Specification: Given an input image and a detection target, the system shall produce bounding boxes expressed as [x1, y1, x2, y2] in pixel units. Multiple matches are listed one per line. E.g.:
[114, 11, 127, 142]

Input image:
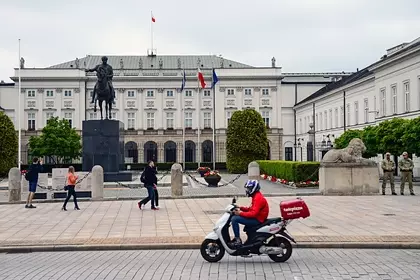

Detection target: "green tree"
[333, 127, 378, 158]
[360, 125, 379, 158]
[333, 130, 363, 149]
[0, 112, 18, 176]
[29, 117, 81, 164]
[226, 109, 268, 173]
[376, 118, 409, 156]
[402, 117, 420, 155]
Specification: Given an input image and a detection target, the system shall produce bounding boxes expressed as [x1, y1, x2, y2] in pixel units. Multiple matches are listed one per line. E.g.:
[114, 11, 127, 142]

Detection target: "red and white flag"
[198, 68, 206, 88]
[151, 12, 156, 22]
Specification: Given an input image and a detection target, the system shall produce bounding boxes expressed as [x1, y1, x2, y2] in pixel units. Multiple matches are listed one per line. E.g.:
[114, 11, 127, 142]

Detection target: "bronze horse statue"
[94, 67, 113, 119]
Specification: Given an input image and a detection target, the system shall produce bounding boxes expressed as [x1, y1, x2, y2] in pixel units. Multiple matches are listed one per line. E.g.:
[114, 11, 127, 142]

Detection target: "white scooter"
[200, 197, 310, 263]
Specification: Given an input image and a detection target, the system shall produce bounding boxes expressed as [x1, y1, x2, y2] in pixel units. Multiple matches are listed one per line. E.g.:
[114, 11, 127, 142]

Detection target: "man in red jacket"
[230, 179, 269, 247]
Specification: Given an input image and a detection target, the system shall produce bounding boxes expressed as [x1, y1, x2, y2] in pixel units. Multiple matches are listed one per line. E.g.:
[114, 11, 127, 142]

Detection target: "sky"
[1, 0, 420, 82]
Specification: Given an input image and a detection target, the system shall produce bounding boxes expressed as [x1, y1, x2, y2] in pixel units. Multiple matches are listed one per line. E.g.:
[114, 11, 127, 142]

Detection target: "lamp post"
[297, 138, 304, 161]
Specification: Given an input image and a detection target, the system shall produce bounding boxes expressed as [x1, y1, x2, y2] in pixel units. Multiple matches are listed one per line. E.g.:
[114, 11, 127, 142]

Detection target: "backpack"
[24, 170, 32, 181]
[140, 170, 146, 183]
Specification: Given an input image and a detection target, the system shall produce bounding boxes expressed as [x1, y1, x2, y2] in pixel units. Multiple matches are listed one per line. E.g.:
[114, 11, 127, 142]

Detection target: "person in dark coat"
[138, 160, 159, 210]
[25, 157, 43, 209]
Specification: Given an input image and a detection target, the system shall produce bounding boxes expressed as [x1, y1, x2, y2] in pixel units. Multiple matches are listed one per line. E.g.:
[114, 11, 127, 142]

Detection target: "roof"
[294, 37, 420, 107]
[48, 55, 253, 70]
[295, 68, 373, 106]
[0, 81, 14, 87]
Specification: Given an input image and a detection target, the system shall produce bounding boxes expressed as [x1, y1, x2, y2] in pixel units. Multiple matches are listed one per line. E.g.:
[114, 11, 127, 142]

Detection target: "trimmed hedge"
[0, 112, 18, 177]
[257, 160, 320, 182]
[226, 109, 268, 173]
[20, 164, 83, 173]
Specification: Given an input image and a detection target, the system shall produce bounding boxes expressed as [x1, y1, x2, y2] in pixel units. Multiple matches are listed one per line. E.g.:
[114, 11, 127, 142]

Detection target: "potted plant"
[197, 166, 211, 177]
[204, 170, 221, 187]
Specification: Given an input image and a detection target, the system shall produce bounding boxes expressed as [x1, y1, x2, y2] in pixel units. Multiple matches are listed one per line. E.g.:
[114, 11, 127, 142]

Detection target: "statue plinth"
[82, 120, 132, 182]
[319, 138, 380, 195]
[319, 162, 380, 195]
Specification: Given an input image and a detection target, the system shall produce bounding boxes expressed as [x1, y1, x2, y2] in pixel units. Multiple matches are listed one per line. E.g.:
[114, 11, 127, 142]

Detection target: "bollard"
[8, 168, 21, 202]
[171, 163, 183, 196]
[91, 165, 104, 200]
[247, 161, 260, 180]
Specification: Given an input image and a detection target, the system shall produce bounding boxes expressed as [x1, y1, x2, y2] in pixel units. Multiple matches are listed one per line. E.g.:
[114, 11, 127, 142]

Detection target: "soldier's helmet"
[403, 152, 408, 156]
[101, 56, 108, 63]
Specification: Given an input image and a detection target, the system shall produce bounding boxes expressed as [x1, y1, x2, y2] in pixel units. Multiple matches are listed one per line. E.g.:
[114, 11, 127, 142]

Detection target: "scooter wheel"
[200, 239, 225, 263]
[267, 236, 292, 263]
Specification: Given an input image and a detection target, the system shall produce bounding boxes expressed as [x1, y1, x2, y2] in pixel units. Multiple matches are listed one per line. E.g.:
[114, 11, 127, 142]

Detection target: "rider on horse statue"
[85, 56, 116, 104]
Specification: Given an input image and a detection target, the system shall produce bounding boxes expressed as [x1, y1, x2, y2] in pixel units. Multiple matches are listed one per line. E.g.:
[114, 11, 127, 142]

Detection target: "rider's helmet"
[101, 56, 108, 63]
[244, 179, 260, 197]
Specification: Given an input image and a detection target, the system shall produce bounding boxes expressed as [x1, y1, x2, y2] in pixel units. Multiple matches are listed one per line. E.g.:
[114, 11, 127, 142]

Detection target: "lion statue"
[322, 138, 371, 163]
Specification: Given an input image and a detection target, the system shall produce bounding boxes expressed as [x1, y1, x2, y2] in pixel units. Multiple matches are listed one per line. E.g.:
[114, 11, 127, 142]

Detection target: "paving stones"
[1, 249, 420, 279]
[0, 196, 419, 248]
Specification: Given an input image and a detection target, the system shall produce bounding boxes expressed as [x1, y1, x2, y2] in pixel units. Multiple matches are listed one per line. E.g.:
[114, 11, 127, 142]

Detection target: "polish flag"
[198, 68, 206, 88]
[151, 12, 156, 22]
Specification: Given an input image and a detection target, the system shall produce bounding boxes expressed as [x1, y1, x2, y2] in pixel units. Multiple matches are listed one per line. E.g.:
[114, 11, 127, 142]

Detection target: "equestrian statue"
[85, 56, 116, 119]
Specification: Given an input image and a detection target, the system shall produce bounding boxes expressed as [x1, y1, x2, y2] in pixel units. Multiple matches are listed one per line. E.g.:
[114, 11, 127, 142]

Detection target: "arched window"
[164, 141, 177, 163]
[184, 141, 196, 163]
[202, 140, 213, 163]
[125, 141, 138, 163]
[144, 141, 157, 163]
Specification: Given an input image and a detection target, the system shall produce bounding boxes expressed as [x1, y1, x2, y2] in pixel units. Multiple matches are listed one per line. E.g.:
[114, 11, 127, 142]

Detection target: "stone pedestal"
[171, 163, 183, 196]
[248, 161, 260, 180]
[8, 168, 21, 202]
[82, 120, 132, 182]
[91, 165, 104, 200]
[319, 162, 380, 195]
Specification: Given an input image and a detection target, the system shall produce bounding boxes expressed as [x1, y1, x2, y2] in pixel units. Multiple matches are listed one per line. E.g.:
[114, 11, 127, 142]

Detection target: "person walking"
[62, 166, 80, 211]
[399, 152, 415, 195]
[138, 160, 159, 210]
[25, 157, 43, 209]
[381, 152, 396, 195]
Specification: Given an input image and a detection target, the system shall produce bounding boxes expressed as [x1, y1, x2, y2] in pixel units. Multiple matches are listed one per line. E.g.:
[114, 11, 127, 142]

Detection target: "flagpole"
[150, 11, 154, 54]
[18, 39, 22, 170]
[181, 79, 185, 171]
[197, 79, 201, 168]
[212, 73, 216, 171]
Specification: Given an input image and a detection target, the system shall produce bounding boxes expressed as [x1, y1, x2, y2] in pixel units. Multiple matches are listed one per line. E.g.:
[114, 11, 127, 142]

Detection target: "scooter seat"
[243, 217, 282, 232]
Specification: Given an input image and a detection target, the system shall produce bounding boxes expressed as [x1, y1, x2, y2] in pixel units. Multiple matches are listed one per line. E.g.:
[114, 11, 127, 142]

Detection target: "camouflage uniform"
[399, 156, 414, 195]
[381, 158, 395, 194]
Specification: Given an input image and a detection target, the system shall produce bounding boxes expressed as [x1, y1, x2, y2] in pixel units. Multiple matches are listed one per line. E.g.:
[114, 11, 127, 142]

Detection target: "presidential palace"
[0, 36, 419, 164]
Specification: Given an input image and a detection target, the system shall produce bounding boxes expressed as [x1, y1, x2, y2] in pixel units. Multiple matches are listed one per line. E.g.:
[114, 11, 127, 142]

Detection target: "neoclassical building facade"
[294, 37, 420, 161]
[0, 54, 348, 164]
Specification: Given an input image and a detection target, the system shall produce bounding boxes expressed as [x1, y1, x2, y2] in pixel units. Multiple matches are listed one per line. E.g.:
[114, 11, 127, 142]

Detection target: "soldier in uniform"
[381, 152, 396, 195]
[85, 56, 116, 104]
[399, 152, 415, 195]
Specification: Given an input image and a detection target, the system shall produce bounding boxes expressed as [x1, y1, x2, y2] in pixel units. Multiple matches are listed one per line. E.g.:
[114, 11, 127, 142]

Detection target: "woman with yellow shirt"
[62, 166, 80, 211]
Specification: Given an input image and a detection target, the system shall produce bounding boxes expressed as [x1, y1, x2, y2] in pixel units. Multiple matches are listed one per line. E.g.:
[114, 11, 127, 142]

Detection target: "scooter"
[200, 197, 310, 263]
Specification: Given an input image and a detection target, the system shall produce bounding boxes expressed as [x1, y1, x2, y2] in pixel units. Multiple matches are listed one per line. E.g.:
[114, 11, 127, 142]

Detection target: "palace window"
[146, 112, 155, 129]
[28, 112, 36, 130]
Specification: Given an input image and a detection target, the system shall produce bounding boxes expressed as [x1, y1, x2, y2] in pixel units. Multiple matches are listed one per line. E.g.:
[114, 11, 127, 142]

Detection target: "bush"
[0, 112, 18, 176]
[227, 109, 268, 173]
[257, 160, 320, 182]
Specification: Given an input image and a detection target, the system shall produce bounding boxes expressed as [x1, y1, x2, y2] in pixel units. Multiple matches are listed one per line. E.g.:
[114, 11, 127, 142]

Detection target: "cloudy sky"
[1, 0, 419, 81]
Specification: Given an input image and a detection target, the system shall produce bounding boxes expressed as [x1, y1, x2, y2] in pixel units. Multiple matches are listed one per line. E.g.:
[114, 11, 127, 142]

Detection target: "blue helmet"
[244, 180, 260, 197]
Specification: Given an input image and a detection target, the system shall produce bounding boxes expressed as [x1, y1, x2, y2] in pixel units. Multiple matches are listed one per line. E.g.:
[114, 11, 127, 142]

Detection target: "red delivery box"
[280, 198, 310, 220]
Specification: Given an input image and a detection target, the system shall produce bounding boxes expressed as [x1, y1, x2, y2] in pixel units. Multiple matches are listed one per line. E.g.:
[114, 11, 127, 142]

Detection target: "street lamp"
[297, 138, 304, 161]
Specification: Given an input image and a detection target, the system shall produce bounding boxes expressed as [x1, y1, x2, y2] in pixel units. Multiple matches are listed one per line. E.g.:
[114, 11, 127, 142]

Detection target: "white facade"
[0, 55, 348, 164]
[294, 37, 420, 161]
